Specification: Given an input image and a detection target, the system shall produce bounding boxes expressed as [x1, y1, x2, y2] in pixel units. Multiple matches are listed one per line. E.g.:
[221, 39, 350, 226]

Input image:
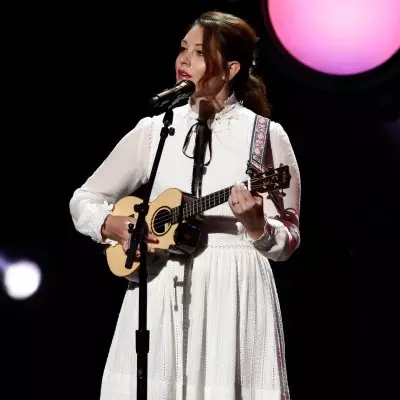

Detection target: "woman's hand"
[228, 183, 266, 239]
[101, 215, 159, 256]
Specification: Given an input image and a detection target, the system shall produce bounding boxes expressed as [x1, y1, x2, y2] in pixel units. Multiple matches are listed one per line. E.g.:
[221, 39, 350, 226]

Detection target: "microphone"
[150, 80, 195, 108]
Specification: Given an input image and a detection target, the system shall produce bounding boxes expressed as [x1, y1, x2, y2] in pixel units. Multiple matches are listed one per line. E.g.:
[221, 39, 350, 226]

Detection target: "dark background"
[1, 1, 399, 399]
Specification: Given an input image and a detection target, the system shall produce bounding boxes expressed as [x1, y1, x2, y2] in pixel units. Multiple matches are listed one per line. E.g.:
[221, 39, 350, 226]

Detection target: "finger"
[252, 192, 263, 207]
[148, 232, 159, 243]
[228, 194, 235, 211]
[237, 185, 254, 204]
[230, 185, 238, 204]
[228, 197, 235, 212]
[238, 185, 262, 209]
[229, 186, 241, 211]
[122, 240, 129, 253]
[235, 185, 250, 208]
[130, 250, 141, 261]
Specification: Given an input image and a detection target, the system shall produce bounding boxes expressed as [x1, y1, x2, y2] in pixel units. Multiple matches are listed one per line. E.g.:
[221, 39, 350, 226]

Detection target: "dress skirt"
[100, 223, 290, 400]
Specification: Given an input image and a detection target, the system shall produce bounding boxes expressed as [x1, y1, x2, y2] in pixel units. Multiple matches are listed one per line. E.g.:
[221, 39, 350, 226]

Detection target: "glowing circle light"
[2, 260, 42, 300]
[266, 0, 400, 75]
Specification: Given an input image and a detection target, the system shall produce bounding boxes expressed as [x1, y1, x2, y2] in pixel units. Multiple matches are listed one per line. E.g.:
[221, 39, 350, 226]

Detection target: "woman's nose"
[180, 52, 190, 67]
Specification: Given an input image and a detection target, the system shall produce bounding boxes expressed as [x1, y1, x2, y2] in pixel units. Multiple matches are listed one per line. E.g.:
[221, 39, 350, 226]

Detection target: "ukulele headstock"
[251, 164, 291, 195]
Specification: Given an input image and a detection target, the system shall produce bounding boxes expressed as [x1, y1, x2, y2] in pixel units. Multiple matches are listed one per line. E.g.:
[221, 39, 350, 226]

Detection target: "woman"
[70, 11, 300, 400]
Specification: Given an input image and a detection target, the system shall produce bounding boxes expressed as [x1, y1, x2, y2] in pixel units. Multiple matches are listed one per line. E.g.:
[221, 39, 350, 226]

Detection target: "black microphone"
[150, 80, 195, 108]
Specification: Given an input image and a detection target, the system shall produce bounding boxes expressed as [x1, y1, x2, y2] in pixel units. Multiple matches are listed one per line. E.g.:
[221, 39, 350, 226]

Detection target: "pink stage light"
[265, 0, 400, 75]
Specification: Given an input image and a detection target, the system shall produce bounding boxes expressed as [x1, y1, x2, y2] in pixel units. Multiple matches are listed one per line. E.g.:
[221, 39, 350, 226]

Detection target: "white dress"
[69, 96, 301, 400]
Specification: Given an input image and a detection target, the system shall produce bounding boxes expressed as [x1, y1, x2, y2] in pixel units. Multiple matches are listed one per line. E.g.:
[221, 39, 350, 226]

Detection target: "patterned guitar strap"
[246, 115, 283, 214]
[247, 115, 270, 175]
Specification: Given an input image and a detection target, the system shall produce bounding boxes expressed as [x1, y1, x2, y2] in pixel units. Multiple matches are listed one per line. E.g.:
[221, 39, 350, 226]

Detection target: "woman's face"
[175, 24, 225, 98]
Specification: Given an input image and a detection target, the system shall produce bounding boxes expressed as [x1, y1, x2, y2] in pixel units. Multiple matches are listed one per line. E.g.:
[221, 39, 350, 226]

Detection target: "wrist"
[246, 227, 265, 240]
[101, 214, 112, 239]
[244, 217, 266, 240]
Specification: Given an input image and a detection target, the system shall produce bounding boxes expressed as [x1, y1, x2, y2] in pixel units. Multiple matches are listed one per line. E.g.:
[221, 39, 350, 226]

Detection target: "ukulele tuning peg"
[246, 163, 256, 177]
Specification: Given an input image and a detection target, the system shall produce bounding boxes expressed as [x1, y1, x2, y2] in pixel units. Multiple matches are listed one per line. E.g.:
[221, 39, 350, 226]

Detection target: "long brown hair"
[192, 11, 271, 117]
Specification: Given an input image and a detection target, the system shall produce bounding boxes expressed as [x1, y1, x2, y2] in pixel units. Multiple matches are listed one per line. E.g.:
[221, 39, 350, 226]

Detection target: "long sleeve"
[69, 116, 152, 243]
[241, 121, 301, 261]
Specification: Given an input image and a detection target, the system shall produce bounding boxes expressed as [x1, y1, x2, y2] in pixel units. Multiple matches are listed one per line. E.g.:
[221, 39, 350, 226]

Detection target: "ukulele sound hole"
[153, 208, 172, 235]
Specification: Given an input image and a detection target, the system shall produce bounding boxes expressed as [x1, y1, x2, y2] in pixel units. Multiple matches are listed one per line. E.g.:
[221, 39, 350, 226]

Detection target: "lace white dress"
[69, 96, 301, 400]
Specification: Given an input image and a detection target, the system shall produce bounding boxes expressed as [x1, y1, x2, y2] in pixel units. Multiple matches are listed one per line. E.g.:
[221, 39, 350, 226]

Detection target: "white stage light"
[2, 260, 42, 300]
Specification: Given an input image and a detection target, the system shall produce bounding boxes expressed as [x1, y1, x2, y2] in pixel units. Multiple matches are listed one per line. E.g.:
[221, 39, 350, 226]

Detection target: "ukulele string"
[150, 182, 275, 230]
[151, 176, 279, 231]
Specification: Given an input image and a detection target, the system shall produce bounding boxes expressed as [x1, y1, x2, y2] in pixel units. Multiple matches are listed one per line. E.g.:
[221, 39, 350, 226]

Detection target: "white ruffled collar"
[187, 93, 242, 124]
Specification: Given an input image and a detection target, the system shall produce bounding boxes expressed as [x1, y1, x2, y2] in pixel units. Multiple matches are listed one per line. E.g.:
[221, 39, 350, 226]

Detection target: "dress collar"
[187, 93, 242, 122]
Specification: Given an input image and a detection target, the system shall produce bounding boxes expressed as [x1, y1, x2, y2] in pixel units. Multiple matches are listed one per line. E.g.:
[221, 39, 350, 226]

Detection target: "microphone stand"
[191, 119, 207, 198]
[125, 105, 176, 400]
[192, 100, 212, 199]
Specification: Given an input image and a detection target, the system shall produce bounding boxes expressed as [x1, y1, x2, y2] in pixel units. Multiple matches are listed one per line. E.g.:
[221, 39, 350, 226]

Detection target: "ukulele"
[105, 164, 291, 277]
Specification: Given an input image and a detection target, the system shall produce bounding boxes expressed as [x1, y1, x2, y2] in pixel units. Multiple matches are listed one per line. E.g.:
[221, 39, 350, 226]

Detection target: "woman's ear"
[228, 61, 241, 81]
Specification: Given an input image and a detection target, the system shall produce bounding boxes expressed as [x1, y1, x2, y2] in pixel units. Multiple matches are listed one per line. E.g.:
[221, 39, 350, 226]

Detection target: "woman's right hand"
[101, 215, 159, 255]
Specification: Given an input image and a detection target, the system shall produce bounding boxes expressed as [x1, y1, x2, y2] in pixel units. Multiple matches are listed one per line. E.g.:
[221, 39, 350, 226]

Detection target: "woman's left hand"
[229, 183, 266, 239]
